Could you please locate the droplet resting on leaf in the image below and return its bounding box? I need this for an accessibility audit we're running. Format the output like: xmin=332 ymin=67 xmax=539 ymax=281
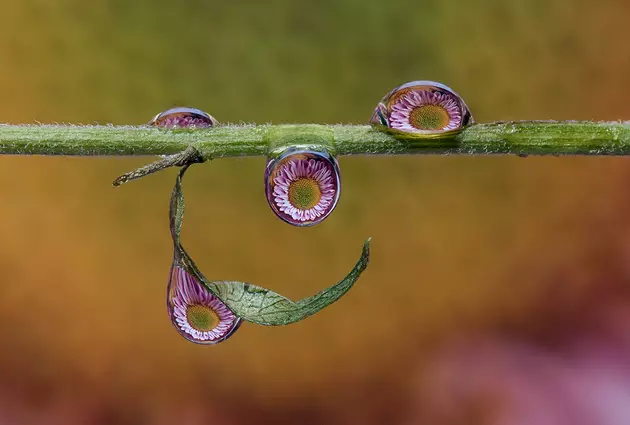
xmin=150 ymin=107 xmax=218 ymax=128
xmin=264 ymin=148 xmax=341 ymax=227
xmin=167 ymin=265 xmax=241 ymax=344
xmin=370 ymin=81 xmax=473 ymax=138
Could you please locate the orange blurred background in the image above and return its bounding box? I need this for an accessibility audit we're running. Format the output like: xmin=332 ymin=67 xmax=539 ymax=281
xmin=1 ymin=0 xmax=630 ymax=423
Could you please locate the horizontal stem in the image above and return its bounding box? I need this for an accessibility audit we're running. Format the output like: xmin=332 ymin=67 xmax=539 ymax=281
xmin=0 ymin=121 xmax=629 ymax=157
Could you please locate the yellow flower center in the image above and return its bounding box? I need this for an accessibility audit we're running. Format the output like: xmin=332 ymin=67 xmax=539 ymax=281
xmin=186 ymin=304 xmax=220 ymax=331
xmin=288 ymin=178 xmax=322 ymax=210
xmin=409 ymin=104 xmax=450 ymax=130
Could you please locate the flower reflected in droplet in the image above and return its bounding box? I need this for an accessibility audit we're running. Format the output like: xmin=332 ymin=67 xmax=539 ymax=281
xmin=265 ymin=150 xmax=340 ymax=226
xmin=390 ymin=90 xmax=462 ymax=133
xmin=274 ymin=158 xmax=335 ymax=221
xmin=370 ymin=81 xmax=473 ymax=137
xmin=150 ymin=107 xmax=218 ymax=128
xmin=167 ymin=266 xmax=241 ymax=344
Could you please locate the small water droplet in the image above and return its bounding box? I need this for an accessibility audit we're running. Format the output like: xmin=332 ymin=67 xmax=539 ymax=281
xmin=150 ymin=107 xmax=218 ymax=128
xmin=370 ymin=81 xmax=473 ymax=138
xmin=265 ymin=148 xmax=341 ymax=227
xmin=167 ymin=265 xmax=241 ymax=344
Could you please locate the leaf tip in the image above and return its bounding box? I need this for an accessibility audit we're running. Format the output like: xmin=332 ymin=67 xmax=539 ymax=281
xmin=360 ymin=237 xmax=371 ymax=267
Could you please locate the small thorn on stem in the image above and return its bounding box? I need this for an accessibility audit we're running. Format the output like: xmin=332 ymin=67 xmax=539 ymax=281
xmin=112 ymin=145 xmax=204 ymax=187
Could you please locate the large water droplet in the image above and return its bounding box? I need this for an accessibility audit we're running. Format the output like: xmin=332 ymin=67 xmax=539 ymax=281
xmin=167 ymin=265 xmax=241 ymax=344
xmin=264 ymin=148 xmax=341 ymax=227
xmin=370 ymin=81 xmax=473 ymax=137
xmin=150 ymin=107 xmax=218 ymax=128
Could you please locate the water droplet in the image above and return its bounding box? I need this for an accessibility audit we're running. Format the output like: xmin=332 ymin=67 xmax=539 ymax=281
xmin=167 ymin=265 xmax=241 ymax=344
xmin=265 ymin=148 xmax=341 ymax=227
xmin=370 ymin=81 xmax=473 ymax=138
xmin=150 ymin=107 xmax=218 ymax=128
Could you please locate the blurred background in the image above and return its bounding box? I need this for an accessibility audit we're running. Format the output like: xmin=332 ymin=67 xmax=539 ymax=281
xmin=0 ymin=0 xmax=630 ymax=423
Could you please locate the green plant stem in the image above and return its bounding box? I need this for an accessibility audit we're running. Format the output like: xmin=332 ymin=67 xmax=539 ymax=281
xmin=1 ymin=121 xmax=630 ymax=157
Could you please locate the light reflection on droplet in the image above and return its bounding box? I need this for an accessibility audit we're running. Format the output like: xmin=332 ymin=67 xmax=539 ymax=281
xmin=370 ymin=81 xmax=473 ymax=138
xmin=167 ymin=265 xmax=241 ymax=344
xmin=150 ymin=107 xmax=218 ymax=128
xmin=264 ymin=148 xmax=341 ymax=227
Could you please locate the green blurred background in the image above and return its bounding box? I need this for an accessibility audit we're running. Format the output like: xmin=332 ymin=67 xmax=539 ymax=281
xmin=1 ymin=0 xmax=630 ymax=423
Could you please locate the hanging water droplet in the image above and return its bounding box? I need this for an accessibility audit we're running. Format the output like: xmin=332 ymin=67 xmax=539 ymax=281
xmin=150 ymin=107 xmax=218 ymax=128
xmin=370 ymin=81 xmax=473 ymax=138
xmin=167 ymin=265 xmax=241 ymax=344
xmin=265 ymin=148 xmax=341 ymax=227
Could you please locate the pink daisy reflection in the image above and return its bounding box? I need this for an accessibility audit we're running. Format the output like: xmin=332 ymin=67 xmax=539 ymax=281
xmin=272 ymin=157 xmax=337 ymax=224
xmin=150 ymin=107 xmax=218 ymax=128
xmin=389 ymin=90 xmax=462 ymax=133
xmin=168 ymin=266 xmax=240 ymax=344
xmin=159 ymin=116 xmax=213 ymax=128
